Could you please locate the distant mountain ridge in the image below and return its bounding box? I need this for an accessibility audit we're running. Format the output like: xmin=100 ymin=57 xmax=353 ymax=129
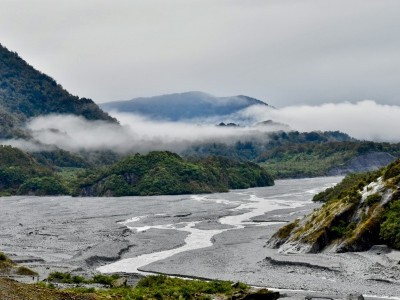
xmin=0 ymin=44 xmax=116 ymax=138
xmin=100 ymin=91 xmax=270 ymax=121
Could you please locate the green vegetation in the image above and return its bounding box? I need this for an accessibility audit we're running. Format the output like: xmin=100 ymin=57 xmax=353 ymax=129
xmin=16 ymin=266 xmax=38 ymax=276
xmin=364 ymin=193 xmax=382 ymax=207
xmin=185 ymin=133 xmax=400 ymax=179
xmin=0 ymin=145 xmax=69 ymax=196
xmin=0 ymin=43 xmax=115 ymax=139
xmin=0 ymin=252 xmax=37 ymax=276
xmin=380 ymin=200 xmax=400 ymax=249
xmin=259 ymin=141 xmax=400 ymax=178
xmin=270 ymin=159 xmax=400 ymax=252
xmin=48 ymin=271 xmax=120 ymax=285
xmin=75 ymin=151 xmax=274 ymax=196
xmin=121 ymin=275 xmax=249 ymax=300
xmin=185 ymin=131 xmax=354 ymax=162
xmin=276 ymin=219 xmax=299 ymax=239
xmin=0 ymin=252 xmax=14 ymax=272
xmin=46 ymin=273 xmax=252 ymax=300
xmin=312 ymin=171 xmax=380 ymax=203
xmin=0 ymin=146 xmax=273 ymax=197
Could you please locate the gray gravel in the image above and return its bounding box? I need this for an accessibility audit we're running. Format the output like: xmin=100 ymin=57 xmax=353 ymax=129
xmin=1 ymin=177 xmax=399 ymax=299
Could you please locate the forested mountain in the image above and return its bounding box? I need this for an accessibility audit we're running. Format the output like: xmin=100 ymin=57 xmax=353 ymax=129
xmin=184 ymin=131 xmax=400 ymax=178
xmin=75 ymin=151 xmax=274 ymax=196
xmin=0 ymin=146 xmax=273 ymax=197
xmin=0 ymin=44 xmax=116 ymax=138
xmin=100 ymin=91 xmax=270 ymax=121
xmin=0 ymin=145 xmax=67 ymax=195
xmin=267 ymin=159 xmax=400 ymax=253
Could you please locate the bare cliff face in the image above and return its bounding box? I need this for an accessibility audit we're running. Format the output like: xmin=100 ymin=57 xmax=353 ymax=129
xmin=267 ymin=160 xmax=400 ymax=254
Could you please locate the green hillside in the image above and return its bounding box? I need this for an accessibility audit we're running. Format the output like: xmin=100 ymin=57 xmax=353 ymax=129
xmin=75 ymin=151 xmax=274 ymax=196
xmin=0 ymin=145 xmax=67 ymax=195
xmin=267 ymin=159 xmax=400 ymax=253
xmin=0 ymin=44 xmax=116 ymax=138
xmin=184 ymin=132 xmax=400 ymax=179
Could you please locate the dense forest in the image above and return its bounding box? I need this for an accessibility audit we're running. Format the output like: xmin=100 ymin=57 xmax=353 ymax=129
xmin=75 ymin=151 xmax=274 ymax=196
xmin=0 ymin=44 xmax=116 ymax=139
xmin=0 ymin=146 xmax=274 ymax=197
xmin=184 ymin=132 xmax=400 ymax=178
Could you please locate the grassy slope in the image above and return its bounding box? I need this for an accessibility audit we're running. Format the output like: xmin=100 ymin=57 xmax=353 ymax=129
xmin=269 ymin=159 xmax=400 ymax=252
xmin=0 ymin=278 xmax=107 ymax=300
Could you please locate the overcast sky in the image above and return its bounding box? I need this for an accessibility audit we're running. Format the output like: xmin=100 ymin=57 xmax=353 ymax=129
xmin=1 ymin=0 xmax=399 ymax=107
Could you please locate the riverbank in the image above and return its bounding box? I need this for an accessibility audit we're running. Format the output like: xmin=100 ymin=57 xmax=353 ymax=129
xmin=3 ymin=177 xmax=399 ymax=299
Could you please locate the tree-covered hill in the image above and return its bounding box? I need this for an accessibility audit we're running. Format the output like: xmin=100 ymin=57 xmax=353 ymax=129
xmin=75 ymin=151 xmax=274 ymax=196
xmin=0 ymin=146 xmax=273 ymax=197
xmin=0 ymin=145 xmax=67 ymax=195
xmin=0 ymin=44 xmax=116 ymax=138
xmin=267 ymin=159 xmax=400 ymax=253
xmin=258 ymin=141 xmax=399 ymax=178
xmin=183 ymin=131 xmax=400 ymax=178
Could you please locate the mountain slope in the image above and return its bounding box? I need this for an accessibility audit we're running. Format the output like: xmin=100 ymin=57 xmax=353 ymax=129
xmin=0 ymin=145 xmax=68 ymax=195
xmin=267 ymin=159 xmax=400 ymax=253
xmin=0 ymin=44 xmax=116 ymax=138
xmin=75 ymin=151 xmax=274 ymax=196
xmin=100 ymin=91 xmax=269 ymax=121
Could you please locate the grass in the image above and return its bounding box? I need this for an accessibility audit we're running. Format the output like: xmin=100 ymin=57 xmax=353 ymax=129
xmin=276 ymin=219 xmax=299 ymax=239
xmin=46 ymin=273 xmax=252 ymax=300
xmin=0 ymin=252 xmax=15 ymax=272
xmin=48 ymin=271 xmax=119 ymax=285
xmin=16 ymin=266 xmax=38 ymax=276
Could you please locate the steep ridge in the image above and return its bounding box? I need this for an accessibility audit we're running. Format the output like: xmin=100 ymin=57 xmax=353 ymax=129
xmin=267 ymin=159 xmax=400 ymax=253
xmin=0 ymin=43 xmax=116 ymax=138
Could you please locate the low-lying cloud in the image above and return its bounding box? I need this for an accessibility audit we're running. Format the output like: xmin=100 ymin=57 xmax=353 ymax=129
xmin=2 ymin=100 xmax=399 ymax=154
xmin=3 ymin=114 xmax=270 ymax=153
xmin=239 ymin=100 xmax=400 ymax=142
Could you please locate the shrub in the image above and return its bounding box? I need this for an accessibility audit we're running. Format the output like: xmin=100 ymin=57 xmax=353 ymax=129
xmin=380 ymin=200 xmax=400 ymax=249
xmin=91 ymin=274 xmax=119 ymax=285
xmin=16 ymin=266 xmax=37 ymax=276
xmin=0 ymin=252 xmax=7 ymax=261
xmin=365 ymin=193 xmax=382 ymax=206
xmin=47 ymin=271 xmax=72 ymax=283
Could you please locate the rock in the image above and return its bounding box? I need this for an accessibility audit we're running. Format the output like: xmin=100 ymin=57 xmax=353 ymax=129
xmin=346 ymin=294 xmax=364 ymax=300
xmin=231 ymin=291 xmax=246 ymax=300
xmin=111 ymin=277 xmax=127 ymax=288
xmin=241 ymin=289 xmax=280 ymax=300
xmin=231 ymin=282 xmax=241 ymax=288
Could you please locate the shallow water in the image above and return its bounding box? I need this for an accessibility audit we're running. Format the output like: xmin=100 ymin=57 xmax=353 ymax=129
xmin=97 ymin=177 xmax=340 ymax=273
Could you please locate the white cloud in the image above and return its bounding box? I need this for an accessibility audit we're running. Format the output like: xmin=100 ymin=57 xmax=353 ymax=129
xmin=4 ymin=114 xmax=269 ymax=153
xmin=241 ymin=100 xmax=400 ymax=142
xmin=0 ymin=1 xmax=399 ymax=106
xmin=1 ymin=100 xmax=399 ymax=154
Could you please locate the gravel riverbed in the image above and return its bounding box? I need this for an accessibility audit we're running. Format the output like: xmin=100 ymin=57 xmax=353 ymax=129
xmin=1 ymin=177 xmax=400 ymax=299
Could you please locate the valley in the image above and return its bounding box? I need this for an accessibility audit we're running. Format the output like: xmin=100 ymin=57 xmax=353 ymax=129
xmin=2 ymin=177 xmax=400 ymax=299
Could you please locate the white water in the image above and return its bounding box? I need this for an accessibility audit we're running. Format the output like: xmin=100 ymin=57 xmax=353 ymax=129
xmin=97 ymin=189 xmax=314 ymax=274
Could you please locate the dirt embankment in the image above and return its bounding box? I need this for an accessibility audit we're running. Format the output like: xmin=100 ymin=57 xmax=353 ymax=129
xmin=0 ymin=277 xmax=115 ymax=300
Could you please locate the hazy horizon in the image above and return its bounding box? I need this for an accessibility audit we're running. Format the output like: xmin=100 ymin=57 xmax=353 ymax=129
xmin=1 ymin=0 xmax=400 ymax=107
